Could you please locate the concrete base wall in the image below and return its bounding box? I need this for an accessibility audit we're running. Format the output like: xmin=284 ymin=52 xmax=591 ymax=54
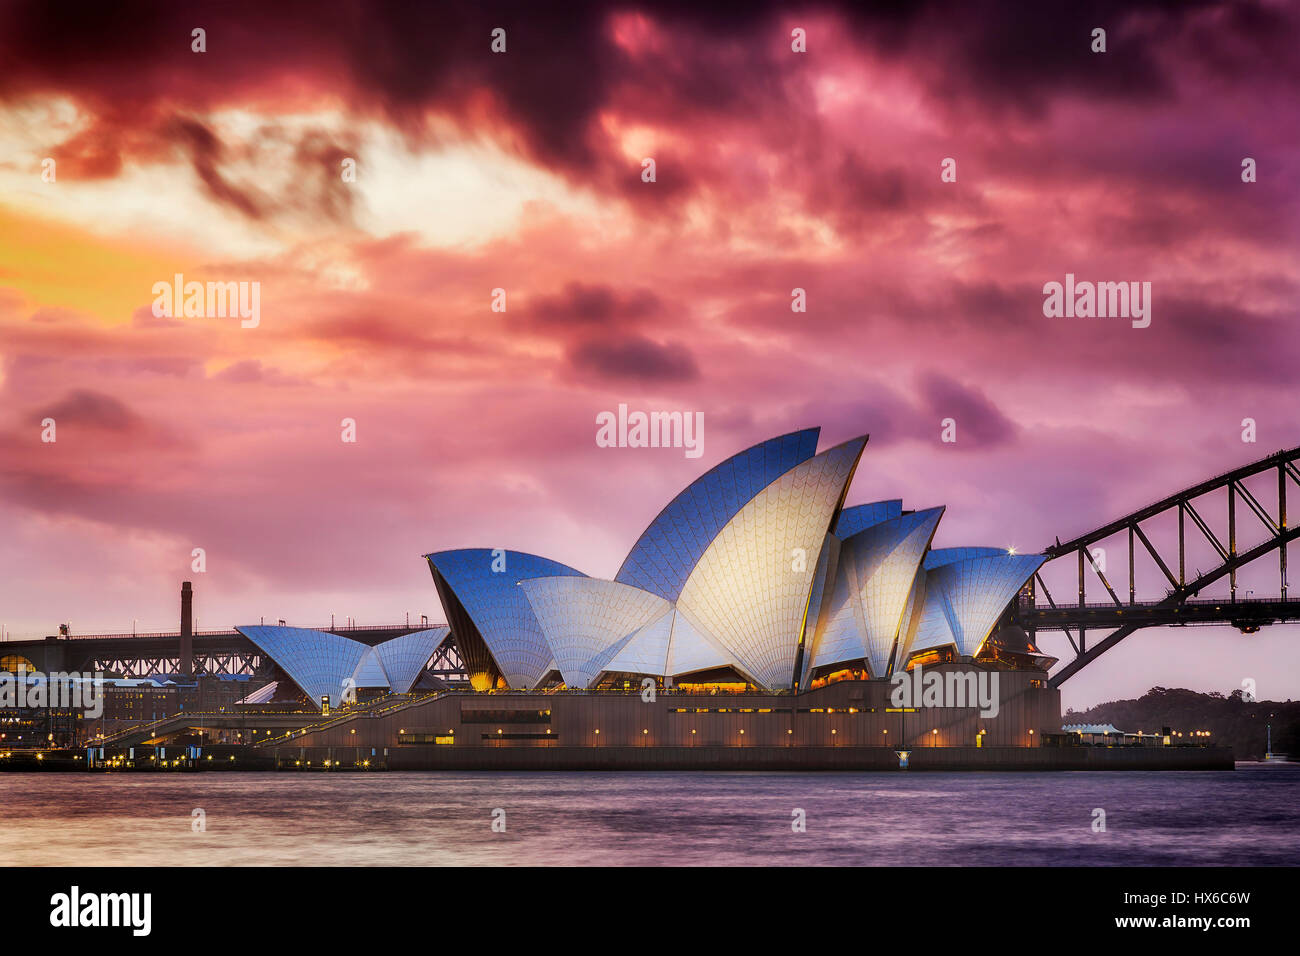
xmin=266 ymin=673 xmax=1064 ymax=752
xmin=254 ymin=675 xmax=1232 ymax=771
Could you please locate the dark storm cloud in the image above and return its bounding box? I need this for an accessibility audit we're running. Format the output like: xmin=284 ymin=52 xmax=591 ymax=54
xmin=917 ymin=372 xmax=1018 ymax=446
xmin=805 ymin=383 xmax=931 ymax=449
xmin=167 ymin=117 xmax=267 ymax=219
xmin=529 ymin=282 xmax=663 ymax=327
xmin=802 ymin=375 xmax=1015 ymax=452
xmin=4 ymin=0 xmax=1293 ymax=197
xmin=567 ymin=335 xmax=700 ymax=383
xmin=38 ymin=389 xmax=144 ymax=432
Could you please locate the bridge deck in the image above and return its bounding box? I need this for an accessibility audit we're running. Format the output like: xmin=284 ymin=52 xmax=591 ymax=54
xmin=1020 ymin=596 xmax=1300 ymax=629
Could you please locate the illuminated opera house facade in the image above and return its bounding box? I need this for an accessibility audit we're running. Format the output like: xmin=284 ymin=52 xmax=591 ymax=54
xmin=426 ymin=428 xmax=1049 ymax=693
xmin=253 ymin=429 xmax=1065 ymax=767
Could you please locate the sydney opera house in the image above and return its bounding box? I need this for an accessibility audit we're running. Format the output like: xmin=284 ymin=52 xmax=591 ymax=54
xmin=424 ymin=429 xmax=1049 ymax=694
xmin=242 ymin=428 xmax=1068 ymax=769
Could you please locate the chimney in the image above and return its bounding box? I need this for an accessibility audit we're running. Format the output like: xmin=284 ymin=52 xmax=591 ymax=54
xmin=180 ymin=581 xmax=193 ymax=678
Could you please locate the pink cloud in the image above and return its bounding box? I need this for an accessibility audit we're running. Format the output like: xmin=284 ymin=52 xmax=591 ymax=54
xmin=0 ymin=1 xmax=1297 ymax=704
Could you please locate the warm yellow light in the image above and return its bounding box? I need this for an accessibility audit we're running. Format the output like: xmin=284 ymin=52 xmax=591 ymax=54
xmin=932 ymin=729 xmax=938 ymax=735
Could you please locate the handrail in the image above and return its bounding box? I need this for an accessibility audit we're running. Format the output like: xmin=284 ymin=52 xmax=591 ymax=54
xmin=90 ymin=708 xmax=315 ymax=745
xmin=1023 ymin=594 xmax=1299 ymax=611
xmin=252 ymin=691 xmax=451 ymax=747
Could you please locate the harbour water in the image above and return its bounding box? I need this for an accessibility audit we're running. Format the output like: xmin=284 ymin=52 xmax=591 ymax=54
xmin=1 ymin=763 xmax=1295 ymax=866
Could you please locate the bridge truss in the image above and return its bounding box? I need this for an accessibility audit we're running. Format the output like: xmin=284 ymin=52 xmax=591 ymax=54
xmin=1014 ymin=446 xmax=1300 ymax=686
xmin=7 ymin=626 xmax=469 ymax=686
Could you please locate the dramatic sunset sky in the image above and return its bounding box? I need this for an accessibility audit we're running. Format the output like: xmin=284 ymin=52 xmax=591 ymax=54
xmin=1 ymin=1 xmax=1297 ymax=708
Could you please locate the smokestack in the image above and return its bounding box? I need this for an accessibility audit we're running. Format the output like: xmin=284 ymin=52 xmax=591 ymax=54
xmin=180 ymin=581 xmax=193 ymax=678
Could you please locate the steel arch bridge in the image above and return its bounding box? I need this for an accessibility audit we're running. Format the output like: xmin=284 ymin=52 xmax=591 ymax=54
xmin=1014 ymin=445 xmax=1300 ymax=687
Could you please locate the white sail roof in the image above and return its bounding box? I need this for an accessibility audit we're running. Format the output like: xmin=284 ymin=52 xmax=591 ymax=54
xmin=676 ymin=436 xmax=867 ymax=689
xmin=519 ymin=577 xmax=671 ymax=688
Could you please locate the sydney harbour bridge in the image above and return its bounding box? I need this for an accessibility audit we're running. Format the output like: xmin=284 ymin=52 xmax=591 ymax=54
xmin=1018 ymin=445 xmax=1300 ymax=686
